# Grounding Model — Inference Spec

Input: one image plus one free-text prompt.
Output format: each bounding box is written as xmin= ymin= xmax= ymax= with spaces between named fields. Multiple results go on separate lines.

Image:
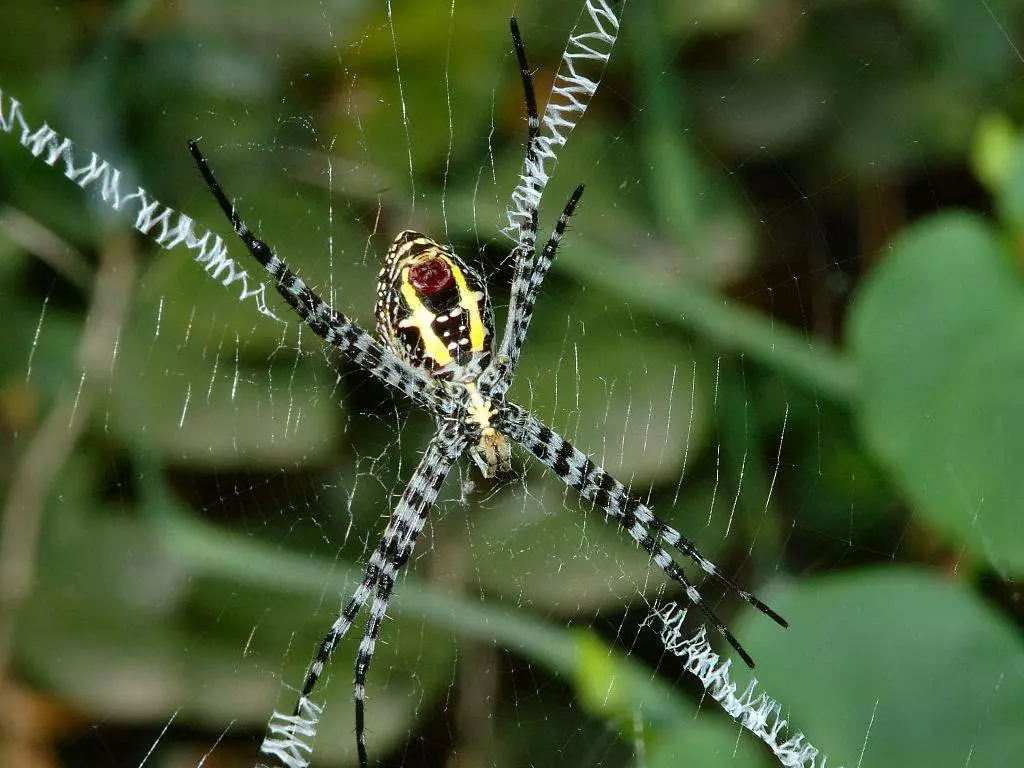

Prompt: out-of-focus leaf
xmin=899 ymin=0 xmax=1019 ymax=85
xmin=512 ymin=290 xmax=709 ymax=486
xmin=465 ymin=480 xmax=673 ymax=613
xmin=739 ymin=569 xmax=1024 ymax=768
xmin=849 ymin=212 xmax=1024 ymax=573
xmin=970 ymin=112 xmax=1017 ymax=193
xmin=646 ymin=715 xmax=769 ymax=768
xmin=107 ymin=321 xmax=340 ymax=467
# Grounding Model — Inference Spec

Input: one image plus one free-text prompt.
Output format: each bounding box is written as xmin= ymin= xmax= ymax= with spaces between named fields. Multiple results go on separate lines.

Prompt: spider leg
xmin=510 ymin=17 xmax=540 ymax=173
xmin=508 ymin=17 xmax=540 ymax=256
xmin=493 ymin=185 xmax=583 ymax=394
xmin=500 ymin=403 xmax=786 ymax=669
xmin=187 ymin=141 xmax=449 ymax=414
xmin=260 ymin=519 xmax=385 ymax=767
xmin=352 ymin=433 xmax=462 ymax=767
xmin=490 ymin=20 xmax=580 ymax=393
xmin=261 ymin=433 xmax=463 ymax=768
xmin=485 ymin=18 xmax=545 ymax=395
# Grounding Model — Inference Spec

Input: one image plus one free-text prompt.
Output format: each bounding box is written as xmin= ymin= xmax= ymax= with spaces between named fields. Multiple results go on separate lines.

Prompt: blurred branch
xmin=0 ymin=207 xmax=94 ymax=292
xmin=0 ymin=233 xmax=135 ymax=753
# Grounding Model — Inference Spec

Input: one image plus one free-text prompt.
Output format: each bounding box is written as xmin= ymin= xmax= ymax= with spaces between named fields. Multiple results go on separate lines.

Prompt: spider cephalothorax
xmin=455 ymin=379 xmax=511 ymax=479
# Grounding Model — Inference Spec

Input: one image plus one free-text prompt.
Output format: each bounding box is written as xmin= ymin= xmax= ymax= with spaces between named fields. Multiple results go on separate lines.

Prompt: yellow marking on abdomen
xmin=398 ymin=273 xmax=453 ymax=366
xmin=448 ymin=259 xmax=486 ymax=352
xmin=396 ymin=251 xmax=489 ymax=368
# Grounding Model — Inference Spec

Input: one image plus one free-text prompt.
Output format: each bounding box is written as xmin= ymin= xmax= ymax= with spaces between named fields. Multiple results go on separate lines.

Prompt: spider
xmin=188 ymin=17 xmax=786 ymax=768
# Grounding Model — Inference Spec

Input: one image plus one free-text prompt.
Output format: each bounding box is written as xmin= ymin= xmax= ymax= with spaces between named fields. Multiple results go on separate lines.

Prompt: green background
xmin=1 ymin=1 xmax=1022 ymax=766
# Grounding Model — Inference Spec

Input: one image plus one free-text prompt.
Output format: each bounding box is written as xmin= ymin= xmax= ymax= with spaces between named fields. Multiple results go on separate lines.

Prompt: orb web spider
xmin=188 ymin=17 xmax=786 ymax=768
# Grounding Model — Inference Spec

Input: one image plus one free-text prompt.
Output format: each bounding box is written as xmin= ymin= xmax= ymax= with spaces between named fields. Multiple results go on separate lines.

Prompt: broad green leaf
xmin=106 ymin=315 xmax=340 ymax=467
xmin=646 ymin=717 xmax=769 ymax=768
xmin=465 ymin=480 xmax=674 ymax=612
xmin=849 ymin=212 xmax=1024 ymax=572
xmin=740 ymin=569 xmax=1024 ymax=768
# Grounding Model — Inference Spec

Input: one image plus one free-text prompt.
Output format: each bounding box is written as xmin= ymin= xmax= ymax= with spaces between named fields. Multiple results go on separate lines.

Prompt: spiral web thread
xmin=0 ymin=89 xmax=275 ymax=317
xmin=643 ymin=602 xmax=838 ymax=768
xmin=502 ymin=0 xmax=622 ymax=245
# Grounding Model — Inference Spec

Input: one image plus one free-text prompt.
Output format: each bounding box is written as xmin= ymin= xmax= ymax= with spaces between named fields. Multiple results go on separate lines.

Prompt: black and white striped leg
xmin=510 ymin=17 xmax=540 ymax=169
xmin=494 ymin=186 xmax=583 ymax=393
xmin=509 ymin=16 xmax=541 ymax=254
xmin=501 ymin=403 xmax=786 ymax=668
xmin=261 ymin=433 xmax=462 ymax=768
xmin=187 ymin=141 xmax=447 ymax=414
xmin=489 ymin=17 xmax=543 ymax=393
xmin=260 ymin=509 xmax=388 ymax=766
xmin=351 ymin=434 xmax=462 ymax=767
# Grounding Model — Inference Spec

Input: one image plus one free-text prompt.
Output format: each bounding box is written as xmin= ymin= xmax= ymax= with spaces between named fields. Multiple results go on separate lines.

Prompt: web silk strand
xmin=0 ymin=90 xmax=275 ymax=317
xmin=503 ymin=0 xmax=622 ymax=246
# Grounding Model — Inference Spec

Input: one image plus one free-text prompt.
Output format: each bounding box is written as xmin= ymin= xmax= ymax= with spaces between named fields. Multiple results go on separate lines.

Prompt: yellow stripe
xmin=398 ymin=269 xmax=453 ymax=366
xmin=447 ymin=255 xmax=486 ymax=351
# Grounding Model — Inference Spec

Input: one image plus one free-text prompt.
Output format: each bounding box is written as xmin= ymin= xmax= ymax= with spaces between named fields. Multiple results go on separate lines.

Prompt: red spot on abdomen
xmin=409 ymin=258 xmax=454 ymax=295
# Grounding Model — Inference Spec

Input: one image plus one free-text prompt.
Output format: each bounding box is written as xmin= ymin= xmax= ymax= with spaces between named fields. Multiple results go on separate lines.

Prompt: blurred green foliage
xmin=1 ymin=1 xmax=1023 ymax=767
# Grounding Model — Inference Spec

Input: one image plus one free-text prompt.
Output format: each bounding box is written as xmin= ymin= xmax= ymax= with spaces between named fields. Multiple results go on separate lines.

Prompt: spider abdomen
xmin=375 ymin=230 xmax=494 ymax=379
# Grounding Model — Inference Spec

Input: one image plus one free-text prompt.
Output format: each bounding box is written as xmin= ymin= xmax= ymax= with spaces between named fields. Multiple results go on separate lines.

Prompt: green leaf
xmin=106 ymin=314 xmax=340 ymax=467
xmin=739 ymin=569 xmax=1024 ymax=768
xmin=646 ymin=717 xmax=769 ymax=768
xmin=467 ymin=480 xmax=674 ymax=612
xmin=849 ymin=212 xmax=1024 ymax=573
xmin=512 ymin=290 xmax=709 ymax=485
xmin=970 ymin=113 xmax=1017 ymax=192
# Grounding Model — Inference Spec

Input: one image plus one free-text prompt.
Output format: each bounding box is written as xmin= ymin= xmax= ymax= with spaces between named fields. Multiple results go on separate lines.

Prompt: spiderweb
xmin=1 ymin=1 xmax=1023 ymax=767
